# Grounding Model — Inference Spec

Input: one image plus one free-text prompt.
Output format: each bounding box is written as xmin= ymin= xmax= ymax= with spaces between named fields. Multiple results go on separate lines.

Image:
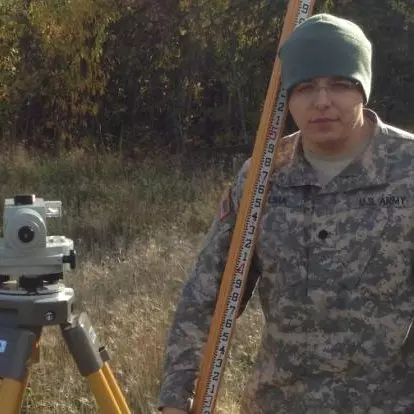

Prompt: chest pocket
xmin=258 ymin=185 xmax=414 ymax=293
xmin=309 ymin=190 xmax=414 ymax=291
xmin=314 ymin=204 xmax=389 ymax=289
xmin=257 ymin=187 xmax=308 ymax=297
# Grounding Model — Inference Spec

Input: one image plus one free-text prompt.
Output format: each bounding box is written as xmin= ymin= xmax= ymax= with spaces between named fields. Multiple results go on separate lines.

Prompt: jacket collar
xmin=272 ymin=109 xmax=390 ymax=193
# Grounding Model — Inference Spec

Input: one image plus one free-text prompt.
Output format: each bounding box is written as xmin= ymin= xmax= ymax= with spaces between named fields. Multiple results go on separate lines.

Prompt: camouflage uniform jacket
xmin=158 ymin=109 xmax=414 ymax=413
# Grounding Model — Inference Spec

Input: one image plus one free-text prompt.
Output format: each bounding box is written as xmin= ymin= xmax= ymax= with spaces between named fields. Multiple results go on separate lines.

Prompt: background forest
xmin=1 ymin=0 xmax=413 ymax=155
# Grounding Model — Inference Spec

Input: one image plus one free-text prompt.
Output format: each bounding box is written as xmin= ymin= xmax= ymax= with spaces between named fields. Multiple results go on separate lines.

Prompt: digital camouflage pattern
xmin=158 ymin=109 xmax=414 ymax=413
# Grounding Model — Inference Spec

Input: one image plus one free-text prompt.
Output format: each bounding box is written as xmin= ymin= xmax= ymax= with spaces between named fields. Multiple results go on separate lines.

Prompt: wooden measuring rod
xmin=191 ymin=1 xmax=316 ymax=413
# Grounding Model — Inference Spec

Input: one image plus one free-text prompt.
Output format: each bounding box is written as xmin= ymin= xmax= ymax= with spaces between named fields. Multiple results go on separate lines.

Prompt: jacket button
xmin=318 ymin=230 xmax=329 ymax=240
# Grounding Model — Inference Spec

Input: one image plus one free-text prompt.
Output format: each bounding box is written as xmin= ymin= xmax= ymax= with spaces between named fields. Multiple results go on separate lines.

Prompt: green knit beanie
xmin=279 ymin=14 xmax=372 ymax=103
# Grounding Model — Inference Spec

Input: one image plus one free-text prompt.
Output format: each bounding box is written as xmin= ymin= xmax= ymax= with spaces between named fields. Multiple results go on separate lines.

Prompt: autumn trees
xmin=1 ymin=0 xmax=413 ymax=154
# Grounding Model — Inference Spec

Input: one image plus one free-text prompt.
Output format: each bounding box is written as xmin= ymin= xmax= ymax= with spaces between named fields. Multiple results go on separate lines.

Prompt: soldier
xmin=158 ymin=13 xmax=414 ymax=414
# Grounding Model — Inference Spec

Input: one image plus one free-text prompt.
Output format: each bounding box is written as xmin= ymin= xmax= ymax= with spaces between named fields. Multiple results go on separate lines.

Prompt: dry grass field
xmin=0 ymin=146 xmax=263 ymax=413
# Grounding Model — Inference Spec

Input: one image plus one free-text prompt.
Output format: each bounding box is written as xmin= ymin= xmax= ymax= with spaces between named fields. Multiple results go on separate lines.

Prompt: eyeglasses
xmin=290 ymin=79 xmax=360 ymax=99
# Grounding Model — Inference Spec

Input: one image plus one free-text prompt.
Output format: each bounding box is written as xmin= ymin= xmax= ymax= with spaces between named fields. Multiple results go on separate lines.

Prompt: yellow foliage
xmin=0 ymin=0 xmax=121 ymax=139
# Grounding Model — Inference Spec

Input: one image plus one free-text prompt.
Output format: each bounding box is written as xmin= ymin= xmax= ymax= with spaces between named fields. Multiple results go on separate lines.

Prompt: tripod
xmin=0 ymin=275 xmax=131 ymax=414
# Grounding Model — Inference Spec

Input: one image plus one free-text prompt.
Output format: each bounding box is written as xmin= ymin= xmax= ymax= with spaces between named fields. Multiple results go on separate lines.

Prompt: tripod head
xmin=0 ymin=194 xmax=76 ymax=294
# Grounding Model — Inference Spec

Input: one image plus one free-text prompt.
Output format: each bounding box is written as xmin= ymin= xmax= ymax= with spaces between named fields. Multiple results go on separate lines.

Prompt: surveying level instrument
xmin=0 ymin=194 xmax=131 ymax=413
xmin=191 ymin=1 xmax=315 ymax=413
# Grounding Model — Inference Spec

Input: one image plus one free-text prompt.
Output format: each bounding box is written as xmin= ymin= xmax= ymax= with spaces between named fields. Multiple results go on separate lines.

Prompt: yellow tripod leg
xmin=0 ymin=378 xmax=27 ymax=414
xmin=12 ymin=336 xmax=41 ymax=414
xmin=87 ymin=368 xmax=122 ymax=414
xmin=62 ymin=313 xmax=131 ymax=413
xmin=0 ymin=330 xmax=39 ymax=414
xmin=13 ymin=370 xmax=30 ymax=414
xmin=102 ymin=362 xmax=131 ymax=413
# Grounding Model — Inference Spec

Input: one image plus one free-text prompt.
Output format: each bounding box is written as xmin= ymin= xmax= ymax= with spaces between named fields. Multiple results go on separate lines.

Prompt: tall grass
xmin=0 ymin=146 xmax=263 ymax=413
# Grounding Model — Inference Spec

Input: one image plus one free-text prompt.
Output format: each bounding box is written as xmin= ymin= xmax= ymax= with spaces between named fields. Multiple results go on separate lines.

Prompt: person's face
xmin=288 ymin=76 xmax=365 ymax=150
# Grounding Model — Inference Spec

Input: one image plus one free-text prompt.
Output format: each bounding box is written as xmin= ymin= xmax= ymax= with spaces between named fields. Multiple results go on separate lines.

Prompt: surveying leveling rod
xmin=191 ymin=1 xmax=316 ymax=413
